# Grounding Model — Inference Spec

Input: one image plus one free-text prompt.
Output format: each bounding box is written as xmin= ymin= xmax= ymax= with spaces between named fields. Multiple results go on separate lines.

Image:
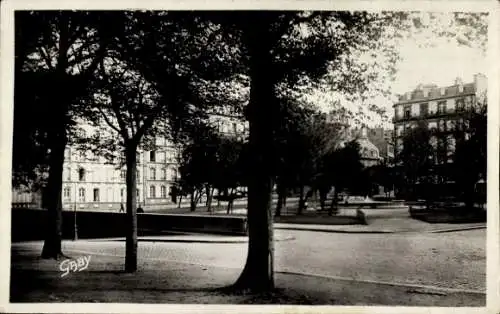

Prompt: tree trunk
xmin=125 ymin=144 xmax=138 ymax=272
xmin=232 ymin=21 xmax=275 ymax=292
xmin=177 ymin=194 xmax=183 ymax=208
xmin=206 ymin=185 xmax=214 ymax=212
xmin=275 ymin=181 xmax=286 ymax=217
xmin=41 ymin=126 xmax=67 ymax=259
xmin=190 ymin=191 xmax=196 ymax=212
xmin=226 ymin=188 xmax=235 ymax=214
xmin=298 ymin=185 xmax=305 ymax=215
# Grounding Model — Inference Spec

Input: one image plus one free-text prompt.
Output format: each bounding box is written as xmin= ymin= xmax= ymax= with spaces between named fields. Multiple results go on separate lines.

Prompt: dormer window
xmin=405 ymin=92 xmax=411 ymax=100
xmin=440 ymin=87 xmax=446 ymax=96
xmin=458 ymin=84 xmax=464 ymax=93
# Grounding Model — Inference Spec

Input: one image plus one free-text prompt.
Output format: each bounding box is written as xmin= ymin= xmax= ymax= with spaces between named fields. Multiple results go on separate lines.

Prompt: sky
xmin=309 ymin=12 xmax=488 ymax=129
xmin=393 ymin=39 xmax=487 ymax=95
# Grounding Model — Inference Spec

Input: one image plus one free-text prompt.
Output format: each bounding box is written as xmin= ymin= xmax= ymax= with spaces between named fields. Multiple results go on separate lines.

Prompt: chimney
xmin=455 ymin=77 xmax=464 ymax=93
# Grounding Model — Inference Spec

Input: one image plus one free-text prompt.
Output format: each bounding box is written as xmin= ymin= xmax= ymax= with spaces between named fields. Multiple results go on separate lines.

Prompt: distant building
xmin=393 ymin=73 xmax=487 ymax=191
xmin=12 ymin=110 xmax=248 ymax=210
xmin=338 ymin=127 xmax=383 ymax=168
xmin=362 ymin=127 xmax=394 ymax=164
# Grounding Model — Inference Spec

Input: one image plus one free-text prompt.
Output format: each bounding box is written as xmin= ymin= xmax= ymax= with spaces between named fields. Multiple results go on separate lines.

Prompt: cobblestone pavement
xmin=14 ymin=229 xmax=486 ymax=293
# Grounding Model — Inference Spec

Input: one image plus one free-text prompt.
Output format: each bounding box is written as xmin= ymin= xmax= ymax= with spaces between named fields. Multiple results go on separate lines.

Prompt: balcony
xmin=393 ymin=109 xmax=465 ymax=123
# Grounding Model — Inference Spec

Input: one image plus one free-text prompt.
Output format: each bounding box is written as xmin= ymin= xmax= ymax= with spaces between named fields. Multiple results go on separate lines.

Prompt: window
xmin=447 ymin=135 xmax=456 ymax=155
xmin=446 ymin=120 xmax=454 ymax=130
xmin=171 ymin=169 xmax=177 ymax=181
xmin=232 ymin=122 xmax=238 ymax=134
xmin=428 ymin=101 xmax=437 ymax=114
xmin=150 ymin=168 xmax=156 ymax=180
xmin=79 ymin=188 xmax=86 ymax=202
xmin=440 ymin=87 xmax=446 ymax=96
xmin=161 ymin=168 xmax=167 ymax=180
xmin=437 ymin=101 xmax=446 ymax=114
xmin=120 ymin=170 xmax=126 ymax=180
xmin=93 ymin=188 xmax=100 ymax=202
xmin=420 ymin=103 xmax=428 ymax=117
xmin=404 ymin=106 xmax=411 ymax=119
xmin=156 ymin=136 xmax=165 ymax=146
xmin=121 ymin=188 xmax=125 ymax=201
xmin=446 ymin=99 xmax=455 ymax=113
xmin=439 ymin=120 xmax=446 ymax=131
xmin=137 ymin=189 xmax=140 ymax=202
xmin=428 ymin=121 xmax=437 ymax=130
xmin=137 ymin=170 xmax=140 ymax=182
xmin=150 ymin=151 xmax=156 ymax=162
xmin=63 ymin=187 xmax=71 ymax=200
xmin=411 ymin=103 xmax=420 ymax=117
xmin=158 ymin=151 xmax=165 ymax=163
xmin=78 ymin=168 xmax=86 ymax=181
xmin=150 ymin=185 xmax=156 ymax=198
xmin=66 ymin=167 xmax=71 ymax=181
xmin=456 ymin=98 xmax=465 ymax=112
xmin=161 ymin=185 xmax=167 ymax=198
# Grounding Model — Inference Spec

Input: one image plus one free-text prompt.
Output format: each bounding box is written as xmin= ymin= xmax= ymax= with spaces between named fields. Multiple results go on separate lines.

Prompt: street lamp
xmin=73 ymin=181 xmax=78 ymax=241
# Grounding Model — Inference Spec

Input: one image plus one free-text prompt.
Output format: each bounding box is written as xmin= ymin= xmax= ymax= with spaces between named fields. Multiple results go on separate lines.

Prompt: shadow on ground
xmin=10 ymin=244 xmax=485 ymax=306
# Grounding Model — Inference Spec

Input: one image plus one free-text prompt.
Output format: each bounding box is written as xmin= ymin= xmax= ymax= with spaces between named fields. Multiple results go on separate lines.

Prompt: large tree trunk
xmin=232 ymin=20 xmax=275 ymax=292
xmin=125 ymin=144 xmax=138 ymax=272
xmin=41 ymin=125 xmax=67 ymax=259
xmin=206 ymin=185 xmax=214 ymax=212
xmin=298 ymin=185 xmax=306 ymax=215
xmin=275 ymin=181 xmax=286 ymax=217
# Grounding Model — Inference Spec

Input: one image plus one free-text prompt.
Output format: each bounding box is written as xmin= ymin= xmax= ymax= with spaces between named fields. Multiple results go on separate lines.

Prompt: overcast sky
xmin=310 ymin=13 xmax=488 ymax=129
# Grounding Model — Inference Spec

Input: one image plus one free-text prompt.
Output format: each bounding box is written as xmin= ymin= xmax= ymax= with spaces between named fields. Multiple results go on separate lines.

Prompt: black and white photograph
xmin=0 ymin=1 xmax=498 ymax=313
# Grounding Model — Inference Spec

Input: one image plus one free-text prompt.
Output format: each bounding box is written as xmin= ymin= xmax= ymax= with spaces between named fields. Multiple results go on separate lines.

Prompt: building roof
xmin=395 ymin=83 xmax=475 ymax=105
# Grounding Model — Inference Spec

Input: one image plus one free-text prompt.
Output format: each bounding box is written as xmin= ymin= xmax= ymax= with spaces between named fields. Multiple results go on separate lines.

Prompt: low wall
xmin=11 ymin=209 xmax=248 ymax=242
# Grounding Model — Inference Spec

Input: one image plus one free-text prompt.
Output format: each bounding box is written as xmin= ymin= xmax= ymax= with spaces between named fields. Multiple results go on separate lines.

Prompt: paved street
xmin=14 ymin=228 xmax=486 ymax=294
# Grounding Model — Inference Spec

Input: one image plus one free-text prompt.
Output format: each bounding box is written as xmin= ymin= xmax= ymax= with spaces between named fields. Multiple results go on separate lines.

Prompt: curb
xmin=277 ymin=270 xmax=485 ymax=295
xmin=86 ymin=235 xmax=296 ymax=244
xmin=274 ymin=225 xmax=486 ymax=234
xmin=274 ymin=225 xmax=396 ymax=234
xmin=429 ymin=226 xmax=486 ymax=233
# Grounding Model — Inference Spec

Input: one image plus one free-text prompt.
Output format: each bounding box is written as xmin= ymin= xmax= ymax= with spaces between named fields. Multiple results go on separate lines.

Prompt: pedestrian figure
xmin=119 ymin=203 xmax=124 ymax=213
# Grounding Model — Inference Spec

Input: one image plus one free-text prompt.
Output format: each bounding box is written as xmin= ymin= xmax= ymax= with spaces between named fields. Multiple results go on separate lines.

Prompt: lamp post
xmin=73 ymin=181 xmax=78 ymax=241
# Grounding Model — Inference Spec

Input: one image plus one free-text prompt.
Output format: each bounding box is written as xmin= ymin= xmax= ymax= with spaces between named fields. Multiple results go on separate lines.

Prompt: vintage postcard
xmin=0 ymin=0 xmax=498 ymax=313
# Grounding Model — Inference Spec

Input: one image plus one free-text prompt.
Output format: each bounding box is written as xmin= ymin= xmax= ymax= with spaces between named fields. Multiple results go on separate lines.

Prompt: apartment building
xmin=393 ymin=73 xmax=487 ymax=184
xmin=12 ymin=110 xmax=248 ymax=210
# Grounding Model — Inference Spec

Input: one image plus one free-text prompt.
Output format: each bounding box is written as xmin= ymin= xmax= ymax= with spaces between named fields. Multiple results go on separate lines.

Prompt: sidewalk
xmin=9 ymin=242 xmax=485 ymax=306
xmin=274 ymin=221 xmax=486 ymax=234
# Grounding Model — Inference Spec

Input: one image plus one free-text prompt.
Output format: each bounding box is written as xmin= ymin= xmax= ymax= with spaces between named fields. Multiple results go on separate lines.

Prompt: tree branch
xmin=97 ymin=106 xmax=121 ymax=135
xmin=38 ymin=46 xmax=54 ymax=70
